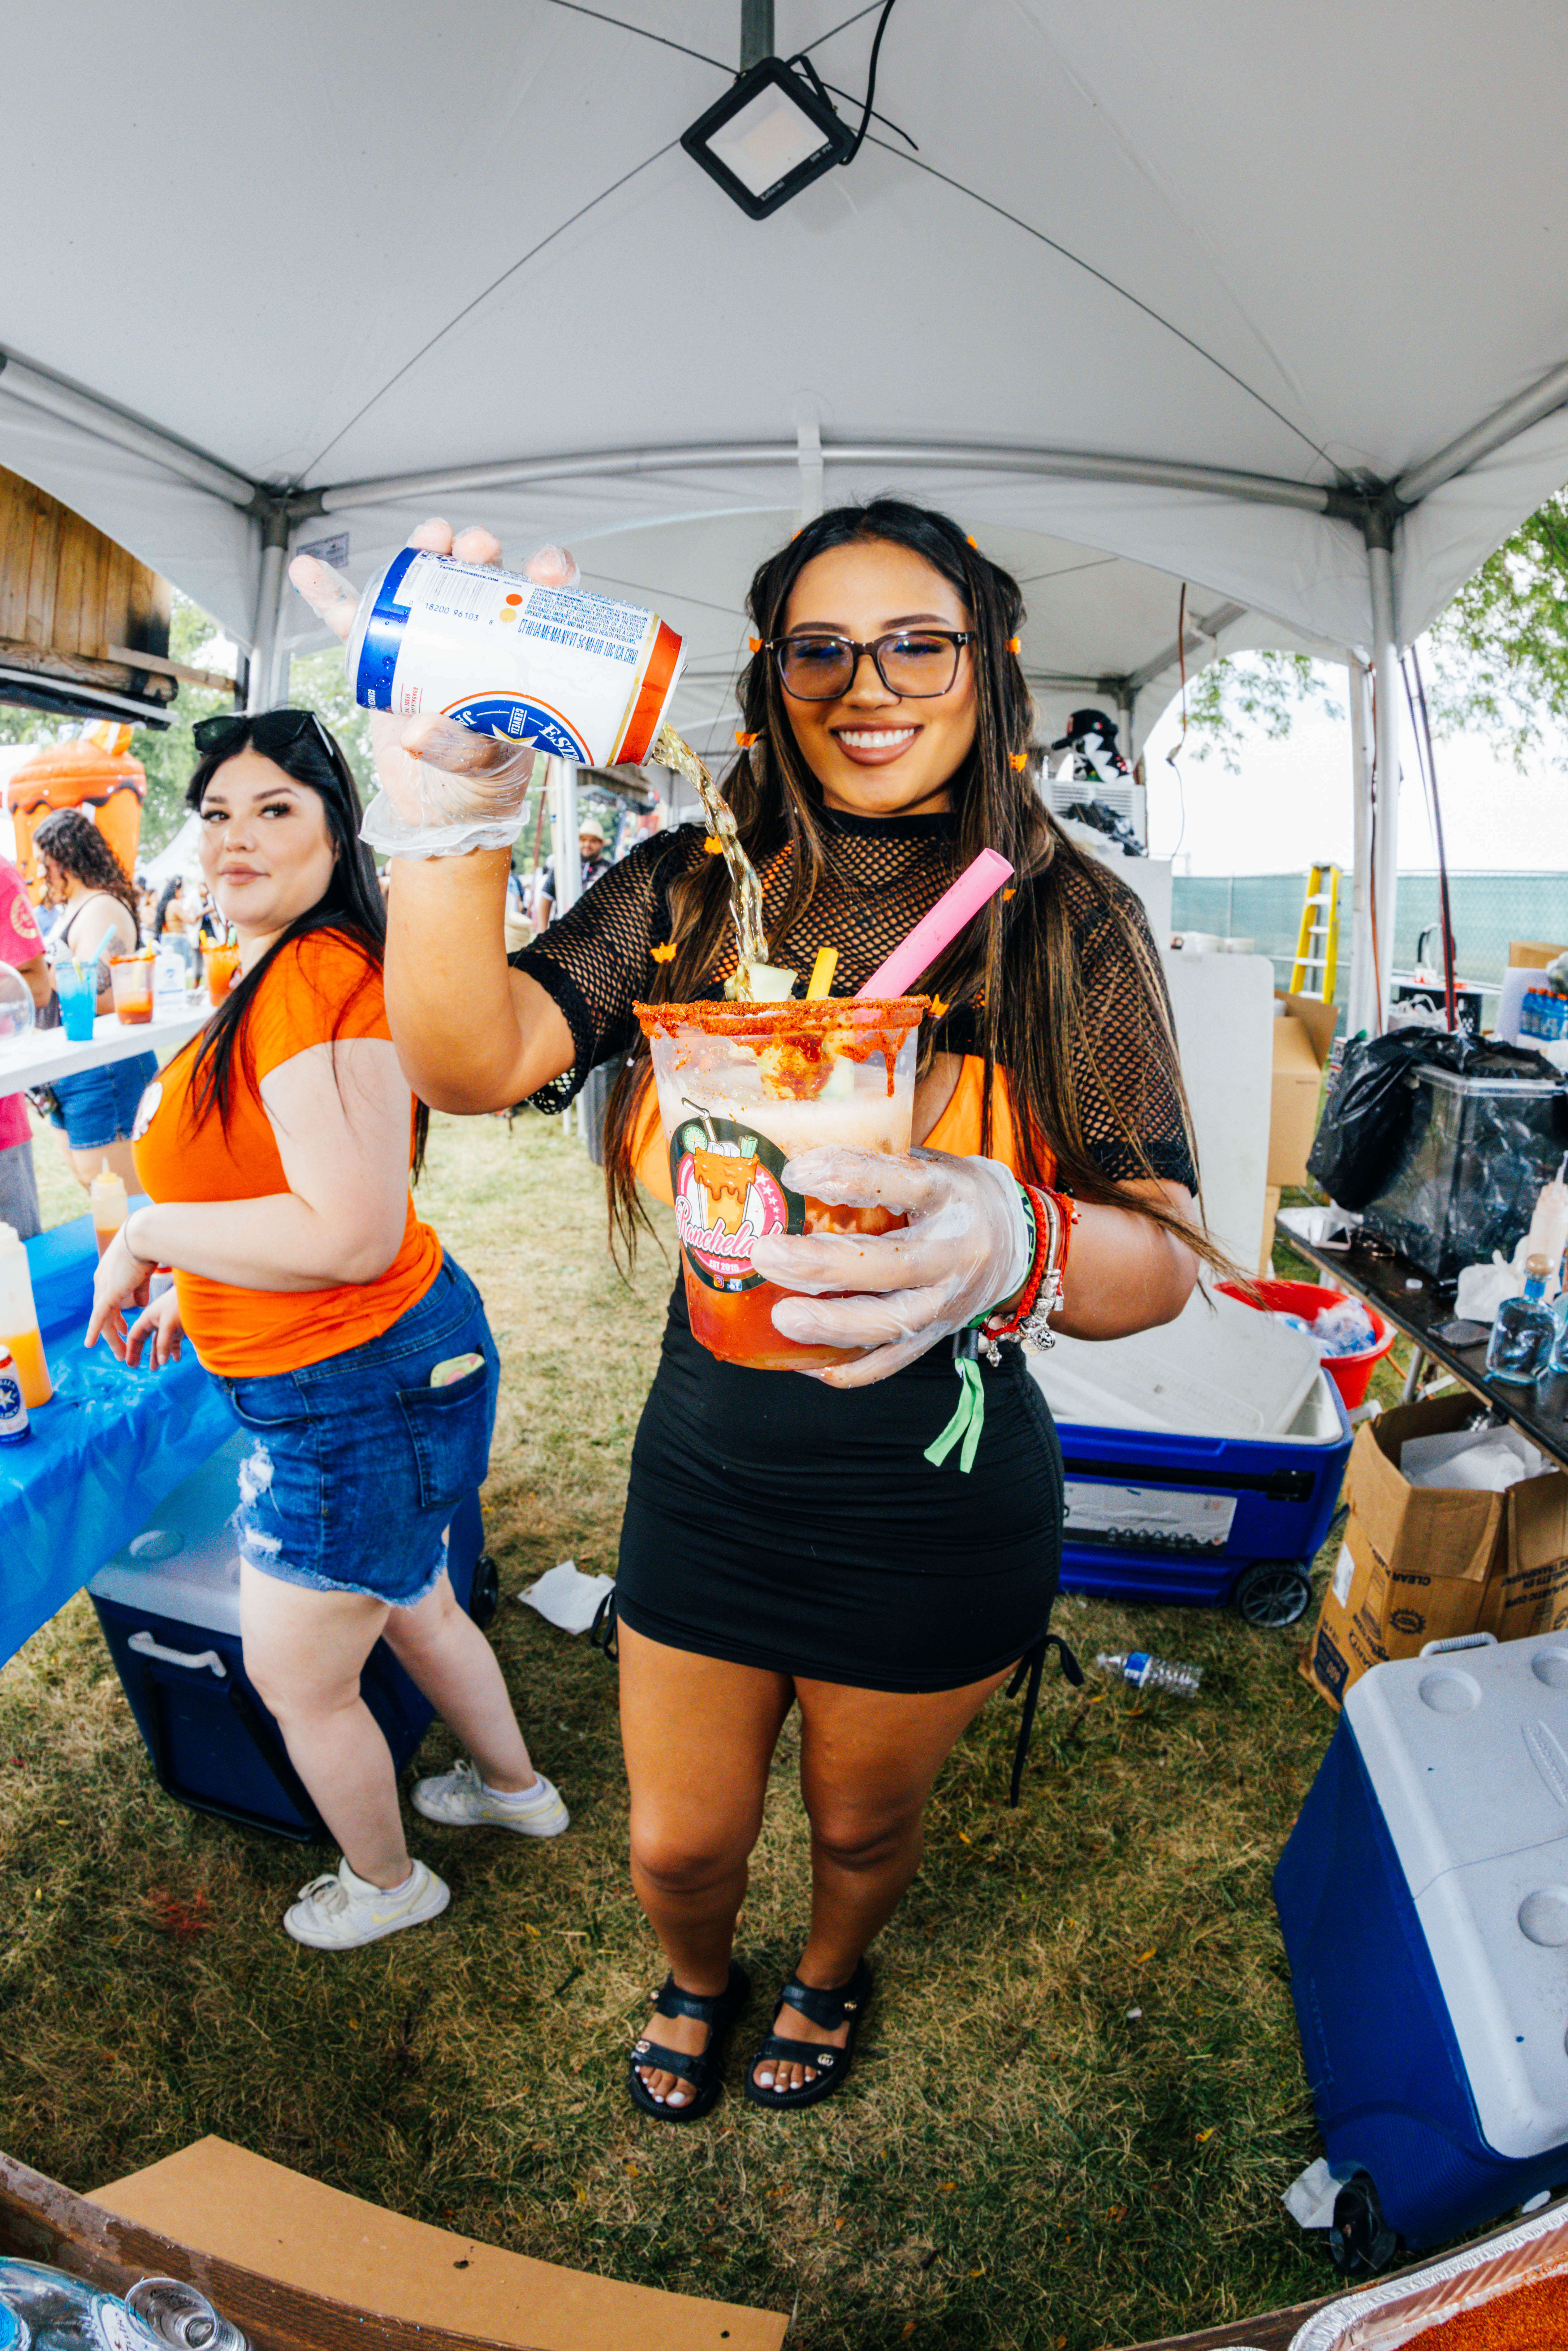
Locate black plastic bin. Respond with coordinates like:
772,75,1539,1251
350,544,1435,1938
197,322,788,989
1359,1063,1568,1283
89,1431,499,1841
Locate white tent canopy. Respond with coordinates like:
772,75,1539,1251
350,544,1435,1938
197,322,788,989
5,0,1568,1026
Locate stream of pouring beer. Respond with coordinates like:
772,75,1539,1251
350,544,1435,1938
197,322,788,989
652,721,771,990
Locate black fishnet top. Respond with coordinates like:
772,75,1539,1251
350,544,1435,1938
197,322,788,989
511,810,1196,1191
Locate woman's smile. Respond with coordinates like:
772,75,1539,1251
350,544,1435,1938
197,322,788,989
832,724,920,762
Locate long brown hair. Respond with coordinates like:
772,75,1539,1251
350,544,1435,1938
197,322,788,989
604,498,1221,1273
33,808,140,932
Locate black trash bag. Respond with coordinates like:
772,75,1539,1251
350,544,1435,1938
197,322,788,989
1307,1028,1563,1211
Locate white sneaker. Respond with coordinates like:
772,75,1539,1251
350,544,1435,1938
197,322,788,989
283,1857,450,1950
411,1758,569,1838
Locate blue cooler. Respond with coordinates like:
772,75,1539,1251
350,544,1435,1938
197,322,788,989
89,1432,499,1842
1034,1289,1352,1629
1054,1370,1351,1628
1275,1630,1568,2248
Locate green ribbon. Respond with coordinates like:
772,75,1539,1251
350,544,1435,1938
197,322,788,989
924,1355,986,1474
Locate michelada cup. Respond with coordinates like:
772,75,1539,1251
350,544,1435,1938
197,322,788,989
635,996,927,1370
205,942,242,1005
109,952,155,1025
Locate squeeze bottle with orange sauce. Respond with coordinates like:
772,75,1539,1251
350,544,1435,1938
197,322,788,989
90,1162,128,1260
0,1221,52,1408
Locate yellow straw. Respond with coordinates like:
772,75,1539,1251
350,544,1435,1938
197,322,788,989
806,946,838,999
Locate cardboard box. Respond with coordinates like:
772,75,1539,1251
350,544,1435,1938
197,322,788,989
1303,1394,1506,1709
1270,991,1337,1187
93,2137,787,2351
1482,1469,1568,1642
1508,938,1568,971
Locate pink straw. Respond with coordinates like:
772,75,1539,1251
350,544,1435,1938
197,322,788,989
855,848,1015,999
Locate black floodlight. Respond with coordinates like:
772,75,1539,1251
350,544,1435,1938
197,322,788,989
681,54,855,220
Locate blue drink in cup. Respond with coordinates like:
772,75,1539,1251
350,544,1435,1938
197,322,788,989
55,962,97,1042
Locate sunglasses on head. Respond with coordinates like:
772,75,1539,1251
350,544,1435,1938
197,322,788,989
192,708,338,761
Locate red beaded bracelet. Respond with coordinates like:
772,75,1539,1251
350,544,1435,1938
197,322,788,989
981,1182,1074,1358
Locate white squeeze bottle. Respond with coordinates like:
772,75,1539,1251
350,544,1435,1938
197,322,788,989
89,1162,128,1260
1524,1156,1568,1300
0,1221,52,1408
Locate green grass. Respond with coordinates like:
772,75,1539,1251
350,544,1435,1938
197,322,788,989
0,1130,1418,2351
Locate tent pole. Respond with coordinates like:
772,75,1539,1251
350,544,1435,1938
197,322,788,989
0,351,257,507
553,758,582,915
313,439,1354,520
1344,657,1375,1036
549,756,582,1138
246,507,291,713
1364,511,1401,1036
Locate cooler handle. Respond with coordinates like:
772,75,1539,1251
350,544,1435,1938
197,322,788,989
1418,1631,1499,1658
129,1630,228,1678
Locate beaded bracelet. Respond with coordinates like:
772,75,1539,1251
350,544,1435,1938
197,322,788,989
979,1182,1073,1363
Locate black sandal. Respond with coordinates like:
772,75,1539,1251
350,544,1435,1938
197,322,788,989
627,1962,750,2122
743,1958,872,2111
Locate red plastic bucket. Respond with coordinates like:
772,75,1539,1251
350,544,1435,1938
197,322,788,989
1217,1278,1396,1409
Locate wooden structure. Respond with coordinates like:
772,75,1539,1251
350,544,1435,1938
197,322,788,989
0,2141,786,2351
0,465,213,729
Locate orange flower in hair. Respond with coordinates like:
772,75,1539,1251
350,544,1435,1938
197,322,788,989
650,942,677,963
704,836,724,855
966,534,978,549
1009,752,1028,771
748,637,762,653
929,994,949,1018
1007,637,1021,656
1002,888,1016,901
735,731,758,748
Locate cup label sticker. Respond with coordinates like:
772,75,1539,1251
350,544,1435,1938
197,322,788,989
670,1109,802,1291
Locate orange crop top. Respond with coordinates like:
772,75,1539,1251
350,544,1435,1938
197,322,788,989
133,930,443,1379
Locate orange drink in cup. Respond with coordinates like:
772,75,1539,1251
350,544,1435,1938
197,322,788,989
205,941,241,1005
636,997,926,1370
109,951,155,1024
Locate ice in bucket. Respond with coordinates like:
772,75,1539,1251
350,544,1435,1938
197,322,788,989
636,997,926,1370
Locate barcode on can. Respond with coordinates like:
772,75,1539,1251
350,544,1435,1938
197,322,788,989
403,559,499,625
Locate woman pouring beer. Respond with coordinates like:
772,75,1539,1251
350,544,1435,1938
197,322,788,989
292,501,1215,2119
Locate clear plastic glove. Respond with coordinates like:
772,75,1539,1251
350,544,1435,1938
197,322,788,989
750,1147,1034,1388
287,519,580,857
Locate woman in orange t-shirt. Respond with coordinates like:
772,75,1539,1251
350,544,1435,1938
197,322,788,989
85,711,567,1950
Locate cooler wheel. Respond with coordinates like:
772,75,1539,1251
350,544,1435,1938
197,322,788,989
1232,1558,1312,1630
1329,2172,1402,2279
470,1553,500,1630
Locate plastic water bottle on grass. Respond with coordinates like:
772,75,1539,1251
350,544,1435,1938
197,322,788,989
1097,1651,1203,1697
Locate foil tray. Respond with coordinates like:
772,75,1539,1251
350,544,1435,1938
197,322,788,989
1288,2203,1568,2350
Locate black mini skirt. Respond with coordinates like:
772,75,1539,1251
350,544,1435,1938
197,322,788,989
615,1280,1064,1692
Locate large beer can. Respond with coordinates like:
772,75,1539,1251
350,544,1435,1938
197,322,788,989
347,549,685,767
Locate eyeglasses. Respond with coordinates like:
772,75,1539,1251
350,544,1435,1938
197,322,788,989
192,708,337,760
768,630,974,702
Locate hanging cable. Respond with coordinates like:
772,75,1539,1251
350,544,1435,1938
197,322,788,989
1402,646,1457,1032
1367,662,1383,1035
840,0,899,163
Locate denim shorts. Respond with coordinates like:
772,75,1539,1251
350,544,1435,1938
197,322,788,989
48,1053,158,1151
222,1255,500,1606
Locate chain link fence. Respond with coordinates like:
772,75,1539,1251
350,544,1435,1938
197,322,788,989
1170,871,1568,1016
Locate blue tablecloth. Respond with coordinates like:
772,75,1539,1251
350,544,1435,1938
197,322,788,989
0,1214,237,1666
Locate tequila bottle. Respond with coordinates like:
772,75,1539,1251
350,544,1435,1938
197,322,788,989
1486,1253,1554,1385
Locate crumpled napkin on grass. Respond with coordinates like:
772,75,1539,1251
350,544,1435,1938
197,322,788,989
517,1560,615,1635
